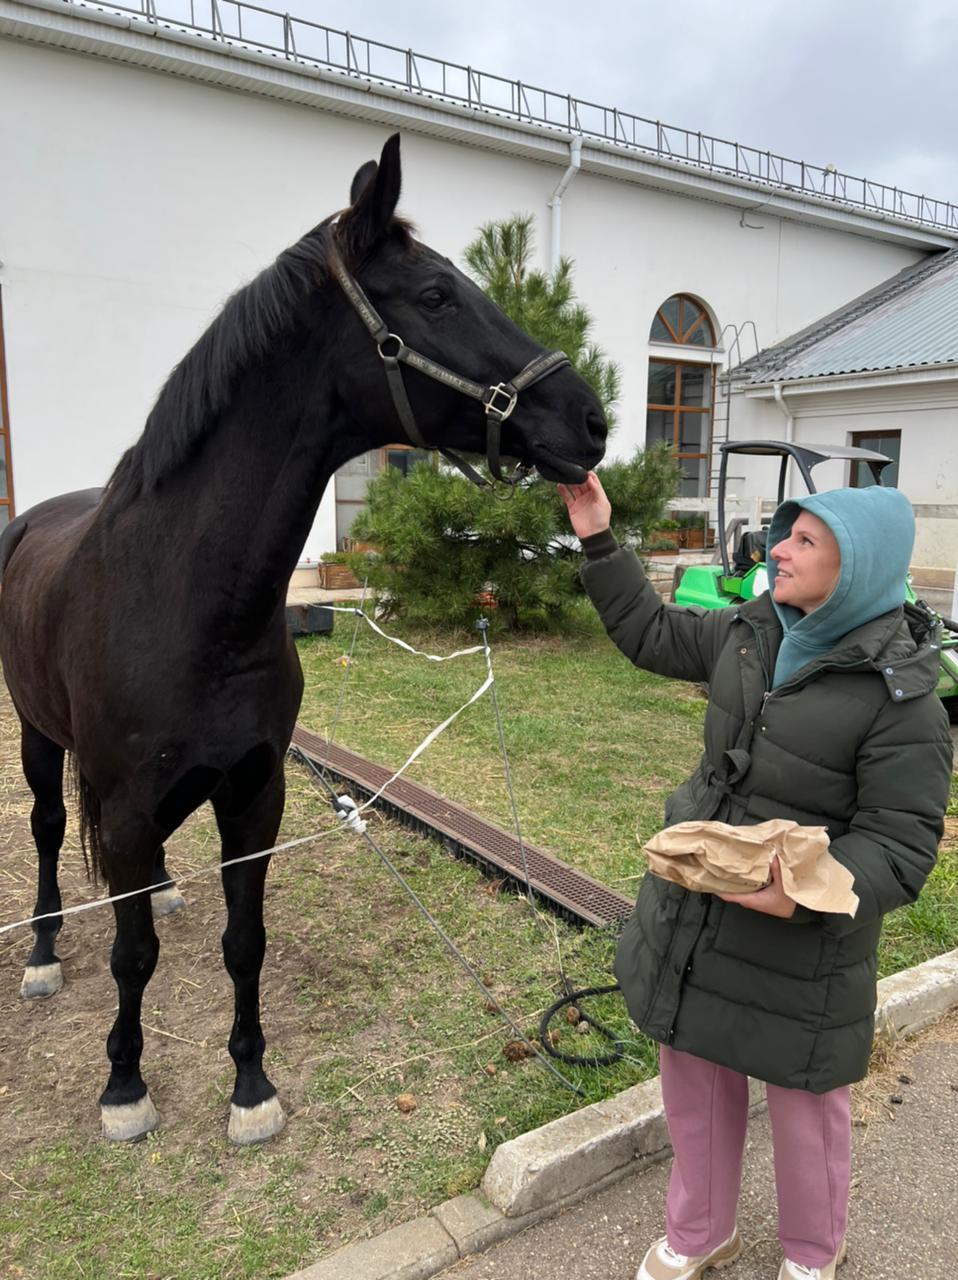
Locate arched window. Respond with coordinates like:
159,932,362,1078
647,295,716,497
650,294,715,347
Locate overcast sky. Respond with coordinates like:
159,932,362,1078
265,0,958,206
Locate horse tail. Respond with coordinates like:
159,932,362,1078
0,514,28,583
70,756,105,883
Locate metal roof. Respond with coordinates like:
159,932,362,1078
735,247,958,383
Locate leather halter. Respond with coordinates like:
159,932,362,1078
328,244,571,487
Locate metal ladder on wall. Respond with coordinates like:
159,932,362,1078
708,321,760,495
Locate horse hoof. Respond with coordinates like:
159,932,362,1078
228,1095,286,1145
100,1092,159,1142
20,963,64,999
151,886,186,919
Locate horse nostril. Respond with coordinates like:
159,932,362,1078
586,410,608,446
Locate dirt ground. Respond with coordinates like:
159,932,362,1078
0,678,480,1266
0,675,630,1275
0,715,364,1202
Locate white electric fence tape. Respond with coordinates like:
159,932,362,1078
325,606,484,661
0,827,345,937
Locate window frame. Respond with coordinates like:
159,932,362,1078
848,428,901,488
646,356,716,497
650,294,716,348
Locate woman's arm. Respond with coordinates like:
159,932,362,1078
560,474,734,684
825,695,952,930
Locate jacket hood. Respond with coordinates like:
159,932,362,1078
766,486,917,689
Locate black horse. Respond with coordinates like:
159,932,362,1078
0,135,606,1143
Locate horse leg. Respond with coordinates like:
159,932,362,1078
150,843,186,919
98,821,162,1141
19,721,67,1000
213,772,286,1145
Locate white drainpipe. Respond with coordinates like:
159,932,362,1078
772,381,794,442
549,136,582,272
772,381,795,498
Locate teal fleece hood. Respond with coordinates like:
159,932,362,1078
766,486,915,688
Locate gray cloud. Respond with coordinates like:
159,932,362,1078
278,0,958,203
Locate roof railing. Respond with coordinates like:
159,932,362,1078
57,0,958,234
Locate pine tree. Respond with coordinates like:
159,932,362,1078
346,216,679,630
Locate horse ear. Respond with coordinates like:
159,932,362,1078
349,160,378,206
340,134,402,255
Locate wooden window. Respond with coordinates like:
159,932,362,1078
650,295,715,347
646,358,715,497
647,297,717,497
850,429,900,488
0,290,14,528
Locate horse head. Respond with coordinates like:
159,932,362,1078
326,134,608,484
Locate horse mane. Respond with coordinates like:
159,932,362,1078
106,216,415,506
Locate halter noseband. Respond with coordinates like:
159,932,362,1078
327,244,570,488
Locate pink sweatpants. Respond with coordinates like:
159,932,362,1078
660,1045,851,1269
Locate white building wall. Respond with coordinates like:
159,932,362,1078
730,380,958,568
0,32,941,561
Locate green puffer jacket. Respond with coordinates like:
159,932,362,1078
581,539,952,1092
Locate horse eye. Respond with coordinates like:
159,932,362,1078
420,288,446,310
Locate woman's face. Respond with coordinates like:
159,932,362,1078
770,511,841,614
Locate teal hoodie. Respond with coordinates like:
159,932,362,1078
766,486,915,688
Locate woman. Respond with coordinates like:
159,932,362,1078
560,473,952,1280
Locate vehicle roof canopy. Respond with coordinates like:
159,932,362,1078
719,440,893,467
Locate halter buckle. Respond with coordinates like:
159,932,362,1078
377,333,404,361
483,383,518,422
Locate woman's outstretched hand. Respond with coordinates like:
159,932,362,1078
717,855,797,919
558,471,612,540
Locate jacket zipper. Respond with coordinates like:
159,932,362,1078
736,613,772,705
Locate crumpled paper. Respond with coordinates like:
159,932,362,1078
643,818,859,917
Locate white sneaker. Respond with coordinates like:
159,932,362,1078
636,1228,741,1280
778,1238,847,1280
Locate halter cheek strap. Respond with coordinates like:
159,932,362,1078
327,244,570,487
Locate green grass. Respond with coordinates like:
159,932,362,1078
1,608,954,1278
0,1140,337,1279
296,601,707,894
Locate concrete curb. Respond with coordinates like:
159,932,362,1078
285,947,958,1280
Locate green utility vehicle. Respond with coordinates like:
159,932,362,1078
671,440,958,718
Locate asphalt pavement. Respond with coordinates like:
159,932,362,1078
442,1009,958,1280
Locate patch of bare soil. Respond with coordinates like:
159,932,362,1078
0,682,492,1263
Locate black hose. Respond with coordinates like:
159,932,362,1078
538,982,625,1068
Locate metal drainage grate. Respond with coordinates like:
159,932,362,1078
290,726,633,928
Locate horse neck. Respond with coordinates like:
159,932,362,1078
113,352,382,645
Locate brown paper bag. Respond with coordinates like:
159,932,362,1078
643,818,859,916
